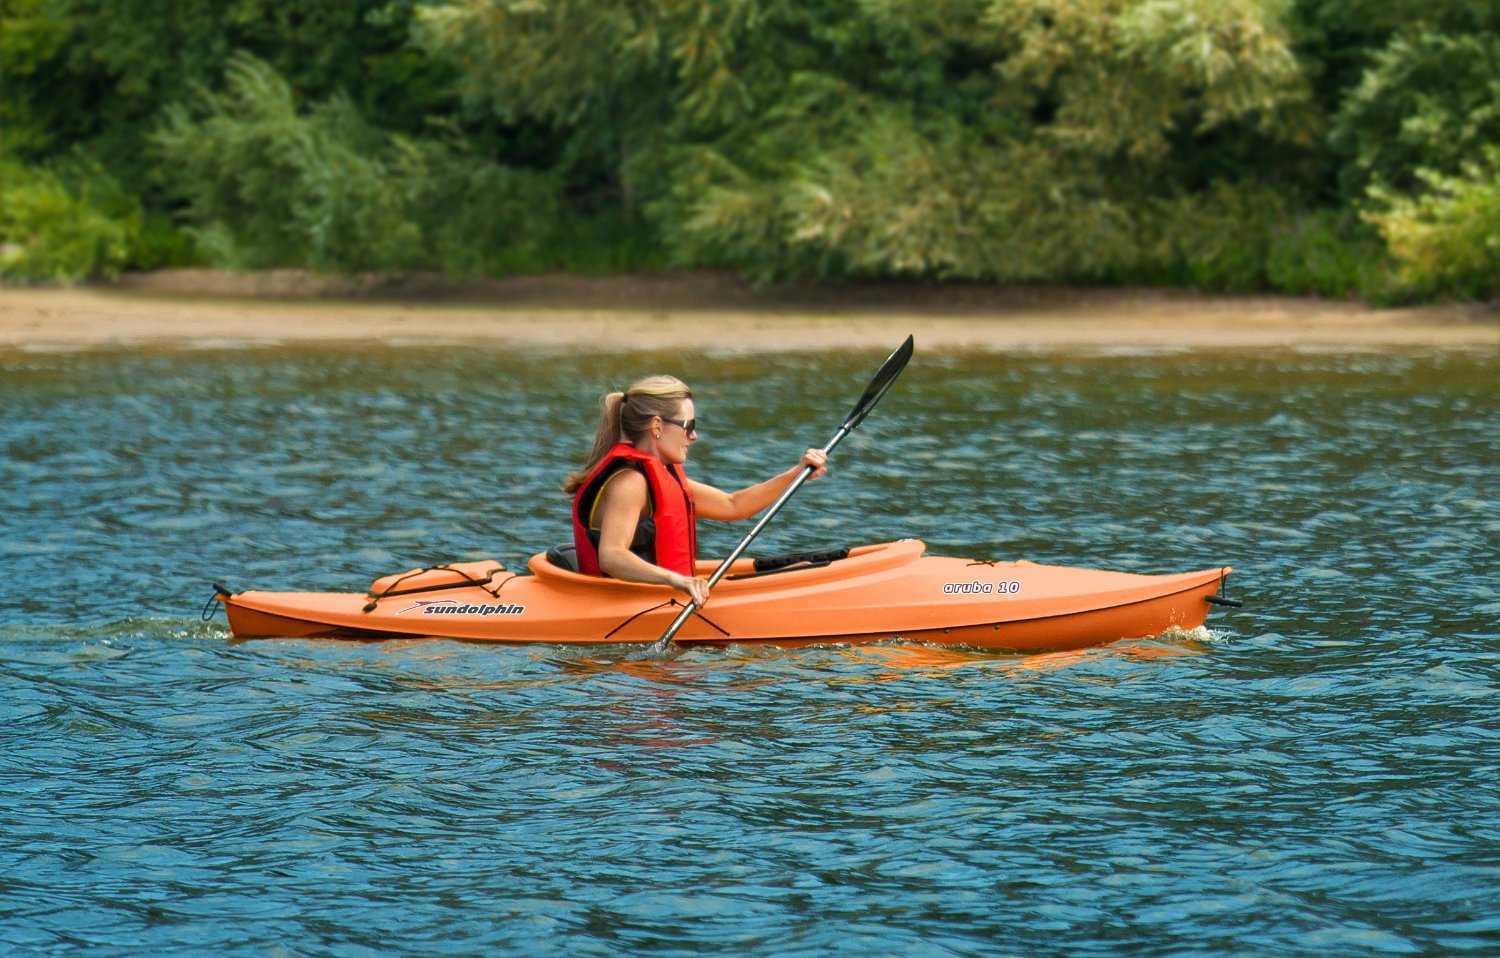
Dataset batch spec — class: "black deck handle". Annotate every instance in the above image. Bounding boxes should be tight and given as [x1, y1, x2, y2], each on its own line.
[201, 583, 231, 621]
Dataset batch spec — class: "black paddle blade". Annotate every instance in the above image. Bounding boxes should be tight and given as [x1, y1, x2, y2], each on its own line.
[843, 334, 914, 431]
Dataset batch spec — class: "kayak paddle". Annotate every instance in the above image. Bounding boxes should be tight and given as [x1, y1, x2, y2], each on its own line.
[646, 334, 915, 654]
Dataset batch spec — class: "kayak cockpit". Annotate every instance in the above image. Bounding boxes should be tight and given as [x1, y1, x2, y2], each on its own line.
[527, 538, 928, 591]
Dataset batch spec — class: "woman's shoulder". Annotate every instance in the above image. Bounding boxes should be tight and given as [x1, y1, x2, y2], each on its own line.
[597, 467, 648, 500]
[590, 467, 651, 529]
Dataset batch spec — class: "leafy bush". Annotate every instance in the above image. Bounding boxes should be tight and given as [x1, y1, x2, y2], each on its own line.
[1261, 210, 1393, 299]
[1137, 182, 1288, 292]
[153, 54, 423, 271]
[0, 158, 134, 283]
[1366, 152, 1500, 300]
[403, 136, 561, 277]
[152, 53, 556, 275]
[127, 214, 203, 270]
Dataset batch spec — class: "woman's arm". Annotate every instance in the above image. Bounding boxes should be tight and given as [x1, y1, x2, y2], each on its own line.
[595, 470, 709, 605]
[689, 448, 828, 521]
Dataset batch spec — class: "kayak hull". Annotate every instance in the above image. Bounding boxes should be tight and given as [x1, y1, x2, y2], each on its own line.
[218, 540, 1234, 653]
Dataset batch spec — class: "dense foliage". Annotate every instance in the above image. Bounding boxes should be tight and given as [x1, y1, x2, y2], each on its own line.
[2, 0, 1497, 299]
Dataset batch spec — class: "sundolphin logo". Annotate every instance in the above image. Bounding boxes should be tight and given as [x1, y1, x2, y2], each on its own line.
[396, 598, 525, 616]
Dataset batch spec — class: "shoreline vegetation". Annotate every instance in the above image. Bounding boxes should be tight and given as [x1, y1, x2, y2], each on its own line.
[5, 5, 1500, 303]
[1, 270, 1493, 352]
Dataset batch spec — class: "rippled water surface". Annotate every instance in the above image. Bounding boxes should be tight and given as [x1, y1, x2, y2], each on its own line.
[3, 343, 1497, 956]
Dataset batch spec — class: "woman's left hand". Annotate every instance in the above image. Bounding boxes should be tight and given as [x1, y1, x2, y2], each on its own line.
[801, 448, 828, 480]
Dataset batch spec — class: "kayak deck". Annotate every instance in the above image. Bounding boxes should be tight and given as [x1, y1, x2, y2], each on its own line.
[218, 540, 1234, 653]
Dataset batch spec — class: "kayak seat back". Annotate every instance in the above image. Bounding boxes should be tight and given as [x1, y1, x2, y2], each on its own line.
[546, 543, 580, 573]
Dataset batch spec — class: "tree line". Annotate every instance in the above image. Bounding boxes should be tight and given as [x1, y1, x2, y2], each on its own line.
[2, 0, 1497, 301]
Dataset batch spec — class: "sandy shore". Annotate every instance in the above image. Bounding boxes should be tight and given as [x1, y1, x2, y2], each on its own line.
[1, 271, 1495, 352]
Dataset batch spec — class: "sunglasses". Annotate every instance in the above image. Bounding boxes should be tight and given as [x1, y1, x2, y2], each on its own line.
[661, 416, 698, 435]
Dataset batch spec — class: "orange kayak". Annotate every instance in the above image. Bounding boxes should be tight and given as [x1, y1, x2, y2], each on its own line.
[215, 540, 1235, 652]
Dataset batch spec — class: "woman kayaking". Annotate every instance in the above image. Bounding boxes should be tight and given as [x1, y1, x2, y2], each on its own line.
[219, 338, 1231, 651]
[563, 375, 828, 608]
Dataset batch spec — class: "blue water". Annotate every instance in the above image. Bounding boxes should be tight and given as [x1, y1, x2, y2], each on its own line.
[2, 345, 1497, 956]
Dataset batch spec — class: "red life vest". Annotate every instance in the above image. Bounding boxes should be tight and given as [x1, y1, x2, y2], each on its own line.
[572, 443, 697, 577]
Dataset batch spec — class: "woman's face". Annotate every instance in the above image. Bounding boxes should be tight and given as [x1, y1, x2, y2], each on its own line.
[654, 398, 698, 464]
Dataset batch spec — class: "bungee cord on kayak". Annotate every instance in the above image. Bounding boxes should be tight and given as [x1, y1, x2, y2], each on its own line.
[602, 598, 731, 642]
[357, 562, 514, 613]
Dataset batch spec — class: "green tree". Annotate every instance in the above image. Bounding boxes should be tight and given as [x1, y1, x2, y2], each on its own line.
[1, 0, 456, 188]
[1331, 30, 1500, 198]
[420, 0, 1309, 282]
[8, 0, 1495, 297]
[0, 0, 75, 156]
[990, 0, 1305, 162]
[153, 54, 553, 274]
[1300, 5, 1500, 298]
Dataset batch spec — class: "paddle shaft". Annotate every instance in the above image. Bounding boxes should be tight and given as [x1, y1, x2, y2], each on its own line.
[652, 425, 854, 646]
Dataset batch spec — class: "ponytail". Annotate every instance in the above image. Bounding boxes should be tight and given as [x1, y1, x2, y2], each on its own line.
[563, 376, 692, 493]
[562, 391, 626, 494]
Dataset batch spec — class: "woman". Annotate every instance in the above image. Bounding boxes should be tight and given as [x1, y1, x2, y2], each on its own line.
[563, 375, 827, 607]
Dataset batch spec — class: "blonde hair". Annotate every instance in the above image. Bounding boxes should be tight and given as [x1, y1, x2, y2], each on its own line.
[562, 375, 693, 493]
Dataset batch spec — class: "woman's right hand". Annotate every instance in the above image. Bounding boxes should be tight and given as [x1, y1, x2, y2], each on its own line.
[669, 573, 711, 608]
